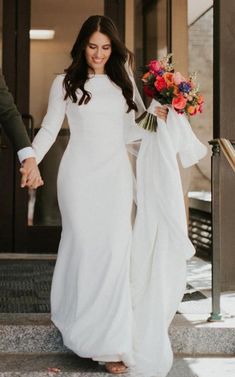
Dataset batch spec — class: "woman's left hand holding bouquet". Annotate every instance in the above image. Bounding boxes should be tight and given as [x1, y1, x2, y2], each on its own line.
[154, 105, 168, 122]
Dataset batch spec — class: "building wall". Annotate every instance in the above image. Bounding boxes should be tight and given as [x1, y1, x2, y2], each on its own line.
[188, 7, 213, 191]
[125, 0, 134, 52]
[30, 0, 104, 128]
[172, 0, 188, 77]
[171, 0, 191, 196]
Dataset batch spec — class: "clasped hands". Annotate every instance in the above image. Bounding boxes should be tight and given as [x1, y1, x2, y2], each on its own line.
[20, 158, 44, 189]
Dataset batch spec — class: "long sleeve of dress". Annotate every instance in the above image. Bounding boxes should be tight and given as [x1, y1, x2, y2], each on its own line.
[32, 75, 67, 164]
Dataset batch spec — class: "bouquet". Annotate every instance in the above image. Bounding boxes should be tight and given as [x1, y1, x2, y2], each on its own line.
[137, 54, 204, 132]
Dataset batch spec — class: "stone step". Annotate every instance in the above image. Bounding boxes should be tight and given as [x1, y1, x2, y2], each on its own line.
[0, 313, 235, 355]
[0, 353, 234, 377]
[0, 353, 105, 377]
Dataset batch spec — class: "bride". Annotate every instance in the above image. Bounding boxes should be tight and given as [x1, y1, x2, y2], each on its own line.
[32, 15, 206, 377]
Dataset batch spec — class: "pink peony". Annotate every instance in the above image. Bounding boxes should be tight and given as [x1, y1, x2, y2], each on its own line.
[149, 60, 161, 74]
[174, 72, 186, 85]
[172, 93, 187, 110]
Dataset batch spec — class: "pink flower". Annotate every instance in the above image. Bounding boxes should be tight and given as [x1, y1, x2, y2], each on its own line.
[172, 93, 187, 110]
[149, 60, 161, 74]
[174, 72, 186, 85]
[154, 76, 167, 92]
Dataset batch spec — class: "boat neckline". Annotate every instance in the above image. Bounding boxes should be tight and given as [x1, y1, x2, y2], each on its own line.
[88, 73, 108, 77]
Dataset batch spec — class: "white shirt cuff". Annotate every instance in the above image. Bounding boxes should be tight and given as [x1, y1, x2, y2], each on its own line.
[17, 147, 36, 164]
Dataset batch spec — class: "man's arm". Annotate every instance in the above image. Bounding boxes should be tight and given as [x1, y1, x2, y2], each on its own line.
[0, 72, 43, 188]
[0, 73, 32, 151]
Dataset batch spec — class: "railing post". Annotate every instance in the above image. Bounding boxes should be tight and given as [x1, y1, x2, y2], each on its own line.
[208, 140, 222, 321]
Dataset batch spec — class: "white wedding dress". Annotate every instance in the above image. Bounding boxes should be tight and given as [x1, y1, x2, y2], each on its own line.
[32, 73, 207, 377]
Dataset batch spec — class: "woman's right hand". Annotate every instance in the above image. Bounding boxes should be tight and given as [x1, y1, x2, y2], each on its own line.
[20, 158, 44, 189]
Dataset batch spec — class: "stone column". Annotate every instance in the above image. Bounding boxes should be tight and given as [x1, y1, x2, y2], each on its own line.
[125, 0, 134, 52]
[171, 0, 191, 215]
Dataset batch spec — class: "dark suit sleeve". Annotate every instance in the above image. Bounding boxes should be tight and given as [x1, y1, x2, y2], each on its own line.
[0, 73, 31, 151]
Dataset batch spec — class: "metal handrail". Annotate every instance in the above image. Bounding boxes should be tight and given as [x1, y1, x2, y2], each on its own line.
[217, 138, 235, 173]
[208, 139, 235, 321]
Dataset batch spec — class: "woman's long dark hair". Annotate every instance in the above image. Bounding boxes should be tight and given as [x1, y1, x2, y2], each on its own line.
[63, 15, 137, 113]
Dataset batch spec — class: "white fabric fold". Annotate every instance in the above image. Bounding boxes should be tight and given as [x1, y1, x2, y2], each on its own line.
[124, 91, 207, 376]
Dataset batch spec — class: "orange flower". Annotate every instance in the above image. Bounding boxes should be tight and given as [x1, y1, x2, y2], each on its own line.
[142, 72, 151, 82]
[187, 105, 196, 115]
[197, 95, 204, 104]
[173, 85, 179, 96]
[163, 72, 174, 88]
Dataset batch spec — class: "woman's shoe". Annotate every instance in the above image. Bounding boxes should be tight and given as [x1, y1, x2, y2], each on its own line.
[105, 361, 128, 374]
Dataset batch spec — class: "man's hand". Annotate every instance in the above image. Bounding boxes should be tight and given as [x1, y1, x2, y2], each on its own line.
[20, 157, 44, 189]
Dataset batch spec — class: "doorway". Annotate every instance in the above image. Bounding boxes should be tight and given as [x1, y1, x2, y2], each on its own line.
[0, 0, 124, 253]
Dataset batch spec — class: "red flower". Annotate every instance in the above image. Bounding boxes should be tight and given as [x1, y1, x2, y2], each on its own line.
[154, 76, 167, 92]
[143, 85, 155, 98]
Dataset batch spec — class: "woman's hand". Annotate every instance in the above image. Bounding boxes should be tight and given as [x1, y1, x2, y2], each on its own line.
[154, 105, 168, 122]
[20, 158, 44, 189]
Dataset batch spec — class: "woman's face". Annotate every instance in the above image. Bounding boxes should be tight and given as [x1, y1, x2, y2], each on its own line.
[85, 31, 112, 74]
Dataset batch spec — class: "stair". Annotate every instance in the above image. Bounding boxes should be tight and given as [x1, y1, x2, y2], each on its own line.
[0, 313, 235, 355]
[0, 354, 234, 376]
[0, 353, 104, 377]
[0, 313, 234, 376]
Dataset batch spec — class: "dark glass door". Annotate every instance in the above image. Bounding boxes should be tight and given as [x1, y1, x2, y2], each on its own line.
[0, 0, 124, 253]
[0, 0, 29, 252]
